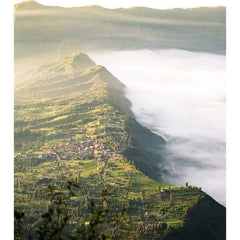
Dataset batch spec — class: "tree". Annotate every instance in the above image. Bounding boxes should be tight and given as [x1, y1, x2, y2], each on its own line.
[15, 181, 130, 240]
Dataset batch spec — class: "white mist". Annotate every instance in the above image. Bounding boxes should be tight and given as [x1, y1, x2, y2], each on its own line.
[88, 49, 226, 205]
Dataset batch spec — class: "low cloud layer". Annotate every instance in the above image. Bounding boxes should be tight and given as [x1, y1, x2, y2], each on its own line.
[88, 49, 226, 205]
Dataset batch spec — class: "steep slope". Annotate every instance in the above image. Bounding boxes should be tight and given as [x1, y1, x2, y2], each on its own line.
[14, 52, 225, 239]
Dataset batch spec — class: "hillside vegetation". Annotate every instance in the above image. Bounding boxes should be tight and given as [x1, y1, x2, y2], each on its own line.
[14, 52, 225, 239]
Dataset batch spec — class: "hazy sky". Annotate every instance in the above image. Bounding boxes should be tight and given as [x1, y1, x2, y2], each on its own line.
[14, 0, 226, 9]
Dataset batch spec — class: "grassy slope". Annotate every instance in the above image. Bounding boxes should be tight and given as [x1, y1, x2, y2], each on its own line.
[14, 52, 225, 239]
[14, 1, 226, 64]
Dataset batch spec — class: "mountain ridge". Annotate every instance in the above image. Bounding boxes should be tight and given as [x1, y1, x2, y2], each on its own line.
[14, 52, 166, 181]
[14, 52, 225, 239]
[14, 1, 226, 12]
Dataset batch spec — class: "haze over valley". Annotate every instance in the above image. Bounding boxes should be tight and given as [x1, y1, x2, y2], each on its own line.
[14, 2, 225, 75]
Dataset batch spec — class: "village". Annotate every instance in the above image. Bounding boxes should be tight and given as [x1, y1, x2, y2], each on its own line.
[15, 113, 130, 182]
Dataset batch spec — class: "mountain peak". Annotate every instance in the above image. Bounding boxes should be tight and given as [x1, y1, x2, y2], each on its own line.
[67, 52, 96, 71]
[84, 5, 105, 10]
[14, 1, 43, 11]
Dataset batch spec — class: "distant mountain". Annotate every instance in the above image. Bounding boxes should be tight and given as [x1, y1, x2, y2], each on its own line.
[14, 0, 226, 65]
[15, 1, 42, 9]
[14, 52, 226, 239]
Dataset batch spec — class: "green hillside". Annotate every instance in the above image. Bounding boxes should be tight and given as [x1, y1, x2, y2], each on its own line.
[14, 52, 225, 239]
[14, 1, 225, 66]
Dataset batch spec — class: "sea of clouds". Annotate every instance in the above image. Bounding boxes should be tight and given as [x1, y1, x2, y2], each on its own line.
[88, 49, 226, 205]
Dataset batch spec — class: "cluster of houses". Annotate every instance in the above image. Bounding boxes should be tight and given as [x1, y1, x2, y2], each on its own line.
[15, 129, 128, 169]
[99, 115, 126, 125]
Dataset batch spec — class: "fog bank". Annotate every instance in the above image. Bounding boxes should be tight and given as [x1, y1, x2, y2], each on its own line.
[88, 49, 226, 205]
